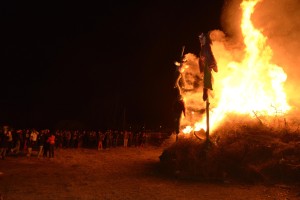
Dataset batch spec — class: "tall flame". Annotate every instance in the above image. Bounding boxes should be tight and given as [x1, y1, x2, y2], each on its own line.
[179, 0, 290, 134]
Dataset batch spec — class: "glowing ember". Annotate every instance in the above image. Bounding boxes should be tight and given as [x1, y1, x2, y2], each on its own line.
[178, 0, 290, 134]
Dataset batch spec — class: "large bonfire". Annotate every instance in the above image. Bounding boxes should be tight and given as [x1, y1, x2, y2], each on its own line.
[179, 0, 290, 135]
[160, 0, 300, 183]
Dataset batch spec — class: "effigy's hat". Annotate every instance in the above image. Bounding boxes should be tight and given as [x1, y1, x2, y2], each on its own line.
[199, 33, 205, 39]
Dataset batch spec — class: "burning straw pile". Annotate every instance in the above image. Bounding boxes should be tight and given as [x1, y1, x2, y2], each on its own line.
[160, 0, 300, 184]
[159, 116, 300, 183]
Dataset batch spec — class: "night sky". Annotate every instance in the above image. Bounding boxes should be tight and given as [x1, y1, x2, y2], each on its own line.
[2, 1, 224, 130]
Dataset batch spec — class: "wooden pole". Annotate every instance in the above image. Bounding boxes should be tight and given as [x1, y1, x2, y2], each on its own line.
[206, 97, 210, 143]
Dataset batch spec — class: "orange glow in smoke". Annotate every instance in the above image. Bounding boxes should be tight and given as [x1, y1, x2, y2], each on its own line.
[179, 0, 290, 134]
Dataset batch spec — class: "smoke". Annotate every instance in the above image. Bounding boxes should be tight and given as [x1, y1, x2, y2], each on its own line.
[213, 0, 300, 112]
[220, 0, 244, 42]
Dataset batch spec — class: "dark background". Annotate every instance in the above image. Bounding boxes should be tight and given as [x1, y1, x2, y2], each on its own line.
[1, 1, 224, 130]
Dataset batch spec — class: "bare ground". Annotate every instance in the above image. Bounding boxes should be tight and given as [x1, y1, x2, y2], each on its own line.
[0, 146, 299, 200]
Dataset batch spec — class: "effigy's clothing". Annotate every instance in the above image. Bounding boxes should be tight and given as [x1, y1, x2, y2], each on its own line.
[199, 43, 217, 90]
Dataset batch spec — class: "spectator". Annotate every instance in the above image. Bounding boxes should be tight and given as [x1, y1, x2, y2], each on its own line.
[123, 130, 129, 148]
[97, 131, 104, 150]
[27, 129, 39, 157]
[11, 129, 22, 154]
[7, 130, 13, 153]
[37, 130, 47, 158]
[43, 131, 50, 158]
[47, 132, 55, 158]
[0, 130, 9, 159]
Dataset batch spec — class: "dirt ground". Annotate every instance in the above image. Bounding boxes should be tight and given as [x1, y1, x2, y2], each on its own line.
[0, 145, 299, 200]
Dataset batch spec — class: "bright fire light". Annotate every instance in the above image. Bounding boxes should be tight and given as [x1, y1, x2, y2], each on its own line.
[179, 0, 290, 134]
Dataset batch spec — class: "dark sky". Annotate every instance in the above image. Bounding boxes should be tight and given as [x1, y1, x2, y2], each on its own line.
[1, 1, 224, 130]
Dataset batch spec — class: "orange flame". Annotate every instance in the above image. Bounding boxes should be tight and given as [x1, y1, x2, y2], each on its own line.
[179, 0, 290, 134]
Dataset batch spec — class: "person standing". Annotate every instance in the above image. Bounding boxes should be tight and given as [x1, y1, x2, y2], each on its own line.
[123, 130, 129, 148]
[112, 130, 119, 147]
[97, 130, 104, 150]
[37, 129, 48, 158]
[27, 129, 38, 157]
[47, 132, 55, 158]
[7, 130, 13, 153]
[23, 129, 30, 151]
[128, 130, 133, 147]
[43, 131, 50, 158]
[11, 129, 22, 154]
[73, 130, 79, 148]
[0, 130, 9, 159]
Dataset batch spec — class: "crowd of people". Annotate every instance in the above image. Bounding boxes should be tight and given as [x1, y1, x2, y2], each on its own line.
[0, 126, 164, 160]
